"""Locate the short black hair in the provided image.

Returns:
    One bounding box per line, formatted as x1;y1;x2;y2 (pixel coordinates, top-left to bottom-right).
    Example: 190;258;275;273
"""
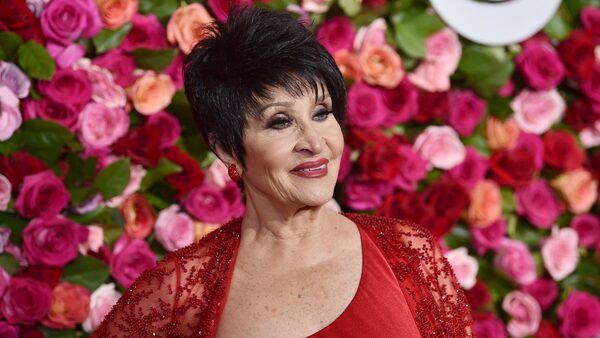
183;6;346;166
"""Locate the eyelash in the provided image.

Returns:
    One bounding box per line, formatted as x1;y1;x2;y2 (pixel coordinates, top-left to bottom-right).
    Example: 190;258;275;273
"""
266;107;332;130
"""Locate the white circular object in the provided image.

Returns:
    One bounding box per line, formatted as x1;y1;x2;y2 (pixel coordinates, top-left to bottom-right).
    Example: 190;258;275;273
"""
430;0;561;46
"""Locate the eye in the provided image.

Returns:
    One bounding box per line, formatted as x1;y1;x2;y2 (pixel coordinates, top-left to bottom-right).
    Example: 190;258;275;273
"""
266;115;292;129
313;107;332;121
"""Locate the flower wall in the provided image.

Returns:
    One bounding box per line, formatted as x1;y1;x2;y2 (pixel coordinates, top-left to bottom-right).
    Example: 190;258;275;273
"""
1;0;600;336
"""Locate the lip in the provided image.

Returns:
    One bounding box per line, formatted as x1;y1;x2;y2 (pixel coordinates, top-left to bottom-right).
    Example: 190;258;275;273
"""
290;158;329;178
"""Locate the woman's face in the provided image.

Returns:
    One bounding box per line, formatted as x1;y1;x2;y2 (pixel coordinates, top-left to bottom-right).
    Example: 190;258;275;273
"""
242;85;344;208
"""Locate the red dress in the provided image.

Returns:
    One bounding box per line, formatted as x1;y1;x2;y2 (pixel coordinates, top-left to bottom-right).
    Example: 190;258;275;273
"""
93;214;473;338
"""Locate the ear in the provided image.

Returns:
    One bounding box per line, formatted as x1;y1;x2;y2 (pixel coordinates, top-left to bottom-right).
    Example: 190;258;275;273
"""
209;135;242;172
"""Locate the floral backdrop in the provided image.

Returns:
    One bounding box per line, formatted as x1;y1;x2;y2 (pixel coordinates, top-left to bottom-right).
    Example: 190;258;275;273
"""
0;0;600;336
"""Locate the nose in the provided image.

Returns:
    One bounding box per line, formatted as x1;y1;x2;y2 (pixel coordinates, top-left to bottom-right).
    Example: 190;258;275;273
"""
294;122;323;155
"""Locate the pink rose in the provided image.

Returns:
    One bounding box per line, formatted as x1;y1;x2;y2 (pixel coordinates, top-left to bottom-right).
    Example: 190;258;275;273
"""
0;174;11;211
204;159;231;189
521;278;559;311
551;168;598;214
446;147;488;190
380;77;418;127
558;291;600;338
82;283;121;333
146;111;181;149
78;225;104;255
110;235;156;288
444;247;478;289
127;71;176;115
0;322;18;337
40;0;102;45
570;214;600;248
23;216;87;267
470;217;506;255
46;42;86;69
392;144;427;192
495;238;536;285
542;227;579;281
316;16;356;55
502;291;541;338
511;89;566;134
354;18;387;52
346;81;387;128
516;42;565;90
409;61;452;92
15;170;70;219
78;103;129;149
0;277;52;325
207;0;252;22
580;120;600;148
343;173;392;210
467;180;502;228
154;205;195;251
581;6;600;38
358;44;404;88
581;62;600;104
74;59;126;109
184;182;244;224
446;90;486;137
121;14;166;52
0;86;22;141
516;179;561;229
0;61;30;98
413;125;466;170
167;3;214;55
92;49;137;88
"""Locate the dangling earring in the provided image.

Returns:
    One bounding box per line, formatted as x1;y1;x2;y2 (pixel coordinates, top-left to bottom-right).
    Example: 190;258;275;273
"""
228;163;241;182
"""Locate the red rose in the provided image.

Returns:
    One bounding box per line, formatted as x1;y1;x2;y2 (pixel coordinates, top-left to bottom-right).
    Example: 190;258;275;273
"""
421;179;470;237
558;30;597;79
21;265;63;289
120;193;155;239
490;148;536;188
113;124;161;166
535;320;561;338
163;146;204;197
358;139;402;181
377;191;439;230
0;0;44;43
465;279;491;310
565;99;600;131
0;151;47;188
543;130;585;170
414;90;448;123
587;150;600;180
346;127;388;149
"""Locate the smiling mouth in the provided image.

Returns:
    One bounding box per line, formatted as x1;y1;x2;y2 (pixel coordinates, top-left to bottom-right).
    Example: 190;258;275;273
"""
290;159;329;178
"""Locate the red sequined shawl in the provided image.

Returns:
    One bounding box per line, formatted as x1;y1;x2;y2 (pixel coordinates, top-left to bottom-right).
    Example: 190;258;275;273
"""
93;213;474;337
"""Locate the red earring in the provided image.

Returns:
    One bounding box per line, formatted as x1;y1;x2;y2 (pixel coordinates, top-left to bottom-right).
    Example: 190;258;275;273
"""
228;163;241;182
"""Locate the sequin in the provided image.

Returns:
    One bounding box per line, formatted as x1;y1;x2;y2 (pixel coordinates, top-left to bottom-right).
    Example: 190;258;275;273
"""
92;213;473;337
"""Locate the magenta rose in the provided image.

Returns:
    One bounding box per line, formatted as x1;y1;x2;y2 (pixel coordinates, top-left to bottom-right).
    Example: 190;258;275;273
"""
521;278;558;311
145;111;181;149
316;16;356;55
78;103;129;149
346;81;387;128
0;61;30;99
0;267;9;298
515;42;565;90
92;50;137;88
446;147;489;190
392;144;428;191
110;236;157;288
503;291;541;338
164;52;185;90
46;42;86;69
184;183;236;223
38;68;91;108
570;214;600;247
470;217;506;255
207;0;252;22
221;181;245;219
0;322;18;338
446;90;486;136
581;62;600;104
474;313;506;338
40;0;102;45
581;6;600;38
380;77;418;127
34;98;80;131
22;216;87;267
15;170;70;219
344;173;392;210
558;291;600;338
516;132;545;170
121;14;166;52
0;277;52;325
515;179;561;229
494;238;536;285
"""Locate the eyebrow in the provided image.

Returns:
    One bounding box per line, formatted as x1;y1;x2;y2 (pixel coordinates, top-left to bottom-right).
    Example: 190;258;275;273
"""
257;94;331;116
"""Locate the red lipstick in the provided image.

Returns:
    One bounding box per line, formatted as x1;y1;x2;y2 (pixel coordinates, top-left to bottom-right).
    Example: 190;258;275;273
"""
290;158;329;178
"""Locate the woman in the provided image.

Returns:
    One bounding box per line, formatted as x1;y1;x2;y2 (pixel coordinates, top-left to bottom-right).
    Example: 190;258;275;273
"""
94;7;473;338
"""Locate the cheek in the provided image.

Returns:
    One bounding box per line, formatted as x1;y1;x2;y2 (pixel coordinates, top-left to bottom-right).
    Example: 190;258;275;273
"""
322;120;345;158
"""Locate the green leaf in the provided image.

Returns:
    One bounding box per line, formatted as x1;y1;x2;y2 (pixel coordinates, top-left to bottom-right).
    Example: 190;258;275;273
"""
0;212;28;247
487;96;513;120
457;45;514;98
93;23;132;54
391;9;445;58
19;119;82;164
0;253;20;275
501;188;515;213
67;206;125;228
0;133;23;156
140;158;182;191
38;326;79;338
94;159;131;200
0;31;23;61
544;8;572;41
338;0;361;17
138;0;179;22
61;256;110;292
17;41;55;80
131;48;178;72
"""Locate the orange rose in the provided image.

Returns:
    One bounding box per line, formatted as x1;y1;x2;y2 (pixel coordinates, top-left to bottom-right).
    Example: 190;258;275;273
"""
127;71;176;115
334;50;362;82
486;116;520;151
43;282;90;329
552;169;598;214
467;179;502;228
358;44;404;89
167;3;214;54
96;0;138;30
120;193;156;238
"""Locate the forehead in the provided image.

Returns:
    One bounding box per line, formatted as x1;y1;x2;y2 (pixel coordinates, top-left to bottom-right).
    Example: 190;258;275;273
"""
254;81;330;107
